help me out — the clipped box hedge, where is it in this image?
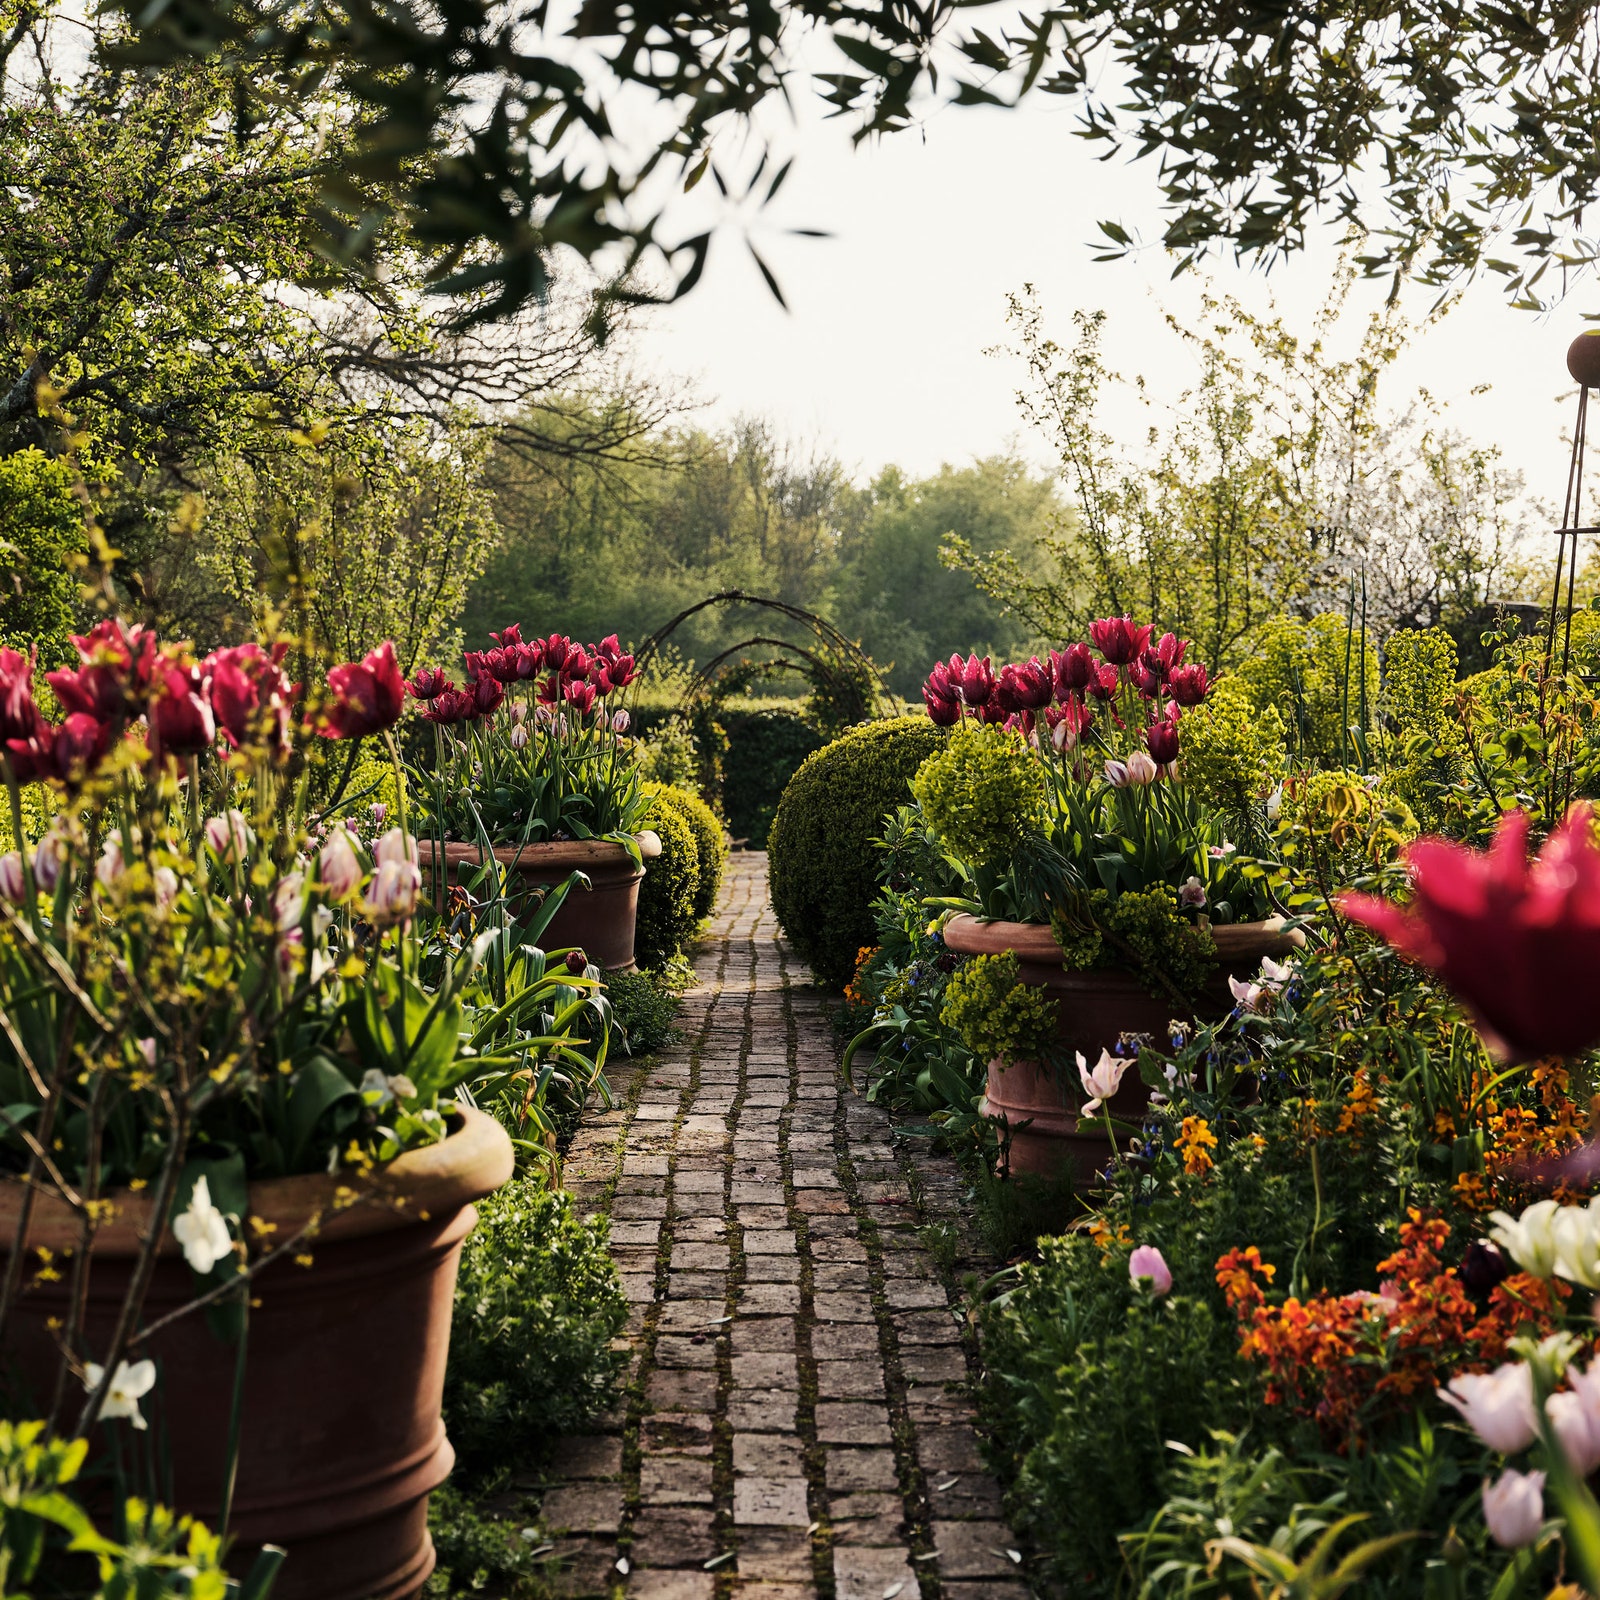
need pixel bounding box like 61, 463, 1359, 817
767, 714, 949, 988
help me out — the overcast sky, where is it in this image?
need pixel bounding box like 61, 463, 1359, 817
620, 71, 1587, 528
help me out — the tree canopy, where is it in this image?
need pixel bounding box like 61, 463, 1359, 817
107, 0, 1600, 319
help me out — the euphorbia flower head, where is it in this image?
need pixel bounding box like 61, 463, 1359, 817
202, 642, 294, 755
488, 623, 522, 648
1168, 663, 1211, 706
951, 653, 996, 707
148, 660, 215, 758
1341, 805, 1600, 1062
1145, 711, 1180, 767
0, 647, 40, 745
996, 658, 1052, 712
47, 620, 158, 723
923, 686, 960, 726
1088, 616, 1153, 666
407, 667, 451, 701
1077, 1048, 1128, 1115
1050, 643, 1095, 695
316, 641, 406, 740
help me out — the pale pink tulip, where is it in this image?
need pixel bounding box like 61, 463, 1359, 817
319, 827, 362, 902
1482, 1468, 1545, 1549
0, 852, 24, 905
1077, 1048, 1129, 1115
1439, 1363, 1539, 1453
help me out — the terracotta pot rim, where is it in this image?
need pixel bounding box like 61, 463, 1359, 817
942, 910, 1305, 963
0, 1106, 514, 1259
416, 832, 661, 867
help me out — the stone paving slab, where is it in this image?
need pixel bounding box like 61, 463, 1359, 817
530, 853, 1027, 1600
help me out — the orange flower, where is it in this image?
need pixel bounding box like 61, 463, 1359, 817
1176, 1116, 1218, 1176
1337, 1068, 1380, 1136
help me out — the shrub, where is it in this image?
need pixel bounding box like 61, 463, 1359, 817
651, 782, 726, 922
602, 967, 681, 1054
443, 1180, 628, 1471
721, 705, 825, 841
637, 789, 700, 968
637, 712, 700, 789
768, 714, 949, 988
1178, 677, 1287, 842
425, 1482, 547, 1599
909, 722, 1046, 868
0, 450, 84, 667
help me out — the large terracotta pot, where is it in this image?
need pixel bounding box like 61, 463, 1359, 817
0, 1108, 514, 1600
943, 913, 1304, 1181
418, 832, 661, 971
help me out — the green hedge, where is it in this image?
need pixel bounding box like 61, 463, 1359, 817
767, 714, 948, 987
660, 784, 727, 921
721, 707, 825, 843
637, 790, 699, 969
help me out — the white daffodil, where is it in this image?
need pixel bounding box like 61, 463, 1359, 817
84, 1358, 157, 1429
172, 1176, 233, 1275
360, 1068, 417, 1107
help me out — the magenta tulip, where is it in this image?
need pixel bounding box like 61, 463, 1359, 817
1342, 805, 1600, 1062
316, 642, 406, 740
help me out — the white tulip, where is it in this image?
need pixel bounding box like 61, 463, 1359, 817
1491, 1200, 1566, 1279
1077, 1048, 1129, 1116
1482, 1468, 1545, 1550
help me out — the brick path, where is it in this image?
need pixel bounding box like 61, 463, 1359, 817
544, 852, 1028, 1600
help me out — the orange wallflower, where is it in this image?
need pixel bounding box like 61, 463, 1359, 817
1176, 1116, 1218, 1176
1337, 1068, 1380, 1136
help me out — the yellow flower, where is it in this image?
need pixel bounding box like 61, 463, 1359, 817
1176, 1116, 1218, 1176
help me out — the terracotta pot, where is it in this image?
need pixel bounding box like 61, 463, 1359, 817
417, 832, 661, 971
942, 913, 1304, 1181
0, 1108, 514, 1600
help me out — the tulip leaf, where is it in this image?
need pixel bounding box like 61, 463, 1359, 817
287, 1056, 362, 1170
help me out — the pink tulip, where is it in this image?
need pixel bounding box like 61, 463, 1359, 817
1168, 663, 1211, 706
1050, 643, 1096, 695
1439, 1362, 1539, 1453
1481, 1468, 1545, 1550
1125, 751, 1159, 786
204, 809, 250, 862
0, 852, 25, 905
1077, 1048, 1129, 1115
1128, 1245, 1172, 1296
1342, 805, 1600, 1062
1088, 616, 1153, 666
1547, 1362, 1600, 1476
316, 642, 406, 740
319, 827, 362, 901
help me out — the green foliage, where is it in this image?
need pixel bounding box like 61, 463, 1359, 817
768, 715, 949, 988
424, 1482, 547, 1600
637, 790, 700, 969
833, 458, 1062, 698
0, 1419, 240, 1598
721, 706, 825, 843
443, 1181, 628, 1471
637, 713, 700, 790
601, 968, 681, 1054
0, 450, 83, 666
938, 951, 1058, 1065
652, 783, 726, 921
1179, 678, 1287, 842
909, 723, 1047, 869
1382, 627, 1460, 737
1234, 614, 1381, 765
1053, 886, 1218, 997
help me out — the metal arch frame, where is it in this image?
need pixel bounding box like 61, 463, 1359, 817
1545, 384, 1600, 683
